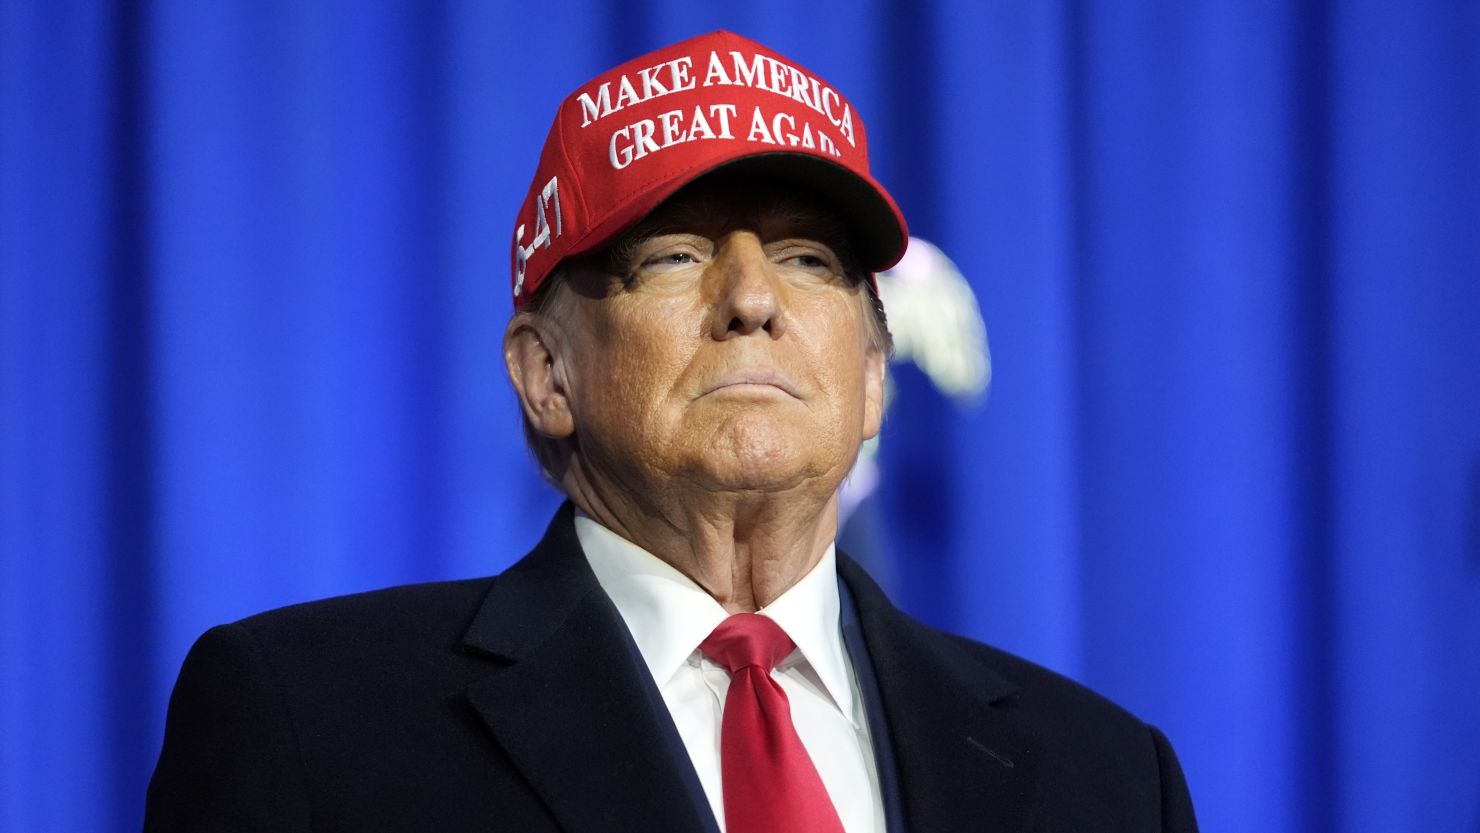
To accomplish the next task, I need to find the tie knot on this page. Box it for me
[699,613,796,674]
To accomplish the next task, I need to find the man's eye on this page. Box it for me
[781,251,840,274]
[642,251,698,268]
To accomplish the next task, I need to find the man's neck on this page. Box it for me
[562,459,840,614]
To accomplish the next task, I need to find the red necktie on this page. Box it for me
[700,613,846,833]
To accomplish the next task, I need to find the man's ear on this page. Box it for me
[861,345,886,441]
[504,312,576,439]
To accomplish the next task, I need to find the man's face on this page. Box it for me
[548,177,886,499]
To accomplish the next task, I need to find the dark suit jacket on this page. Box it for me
[146,505,1198,831]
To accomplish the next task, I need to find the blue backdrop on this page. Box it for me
[3,2,1478,831]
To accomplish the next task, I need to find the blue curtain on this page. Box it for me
[3,2,1477,831]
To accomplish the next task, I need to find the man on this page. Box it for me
[147,31,1197,832]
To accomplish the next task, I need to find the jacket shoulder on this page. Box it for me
[229,576,496,647]
[842,554,1150,733]
[899,622,1199,831]
[940,628,1145,725]
[148,575,551,832]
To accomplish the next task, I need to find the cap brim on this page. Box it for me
[567,152,908,275]
[708,153,908,272]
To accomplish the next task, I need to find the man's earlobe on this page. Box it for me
[504,316,576,439]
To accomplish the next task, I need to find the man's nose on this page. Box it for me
[710,234,786,340]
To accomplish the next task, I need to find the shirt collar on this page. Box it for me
[574,511,858,725]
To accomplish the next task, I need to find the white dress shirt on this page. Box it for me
[575,512,885,833]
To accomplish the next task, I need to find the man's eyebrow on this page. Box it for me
[602,226,690,274]
[629,197,729,240]
[761,202,851,246]
[601,198,717,267]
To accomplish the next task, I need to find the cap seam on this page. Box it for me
[554,102,591,239]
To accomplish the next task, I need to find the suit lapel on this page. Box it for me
[461,506,717,833]
[840,557,1044,832]
[460,510,1040,832]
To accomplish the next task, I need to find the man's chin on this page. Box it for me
[662,414,854,495]
[683,449,842,498]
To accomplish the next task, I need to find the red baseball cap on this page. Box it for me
[510,30,909,307]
